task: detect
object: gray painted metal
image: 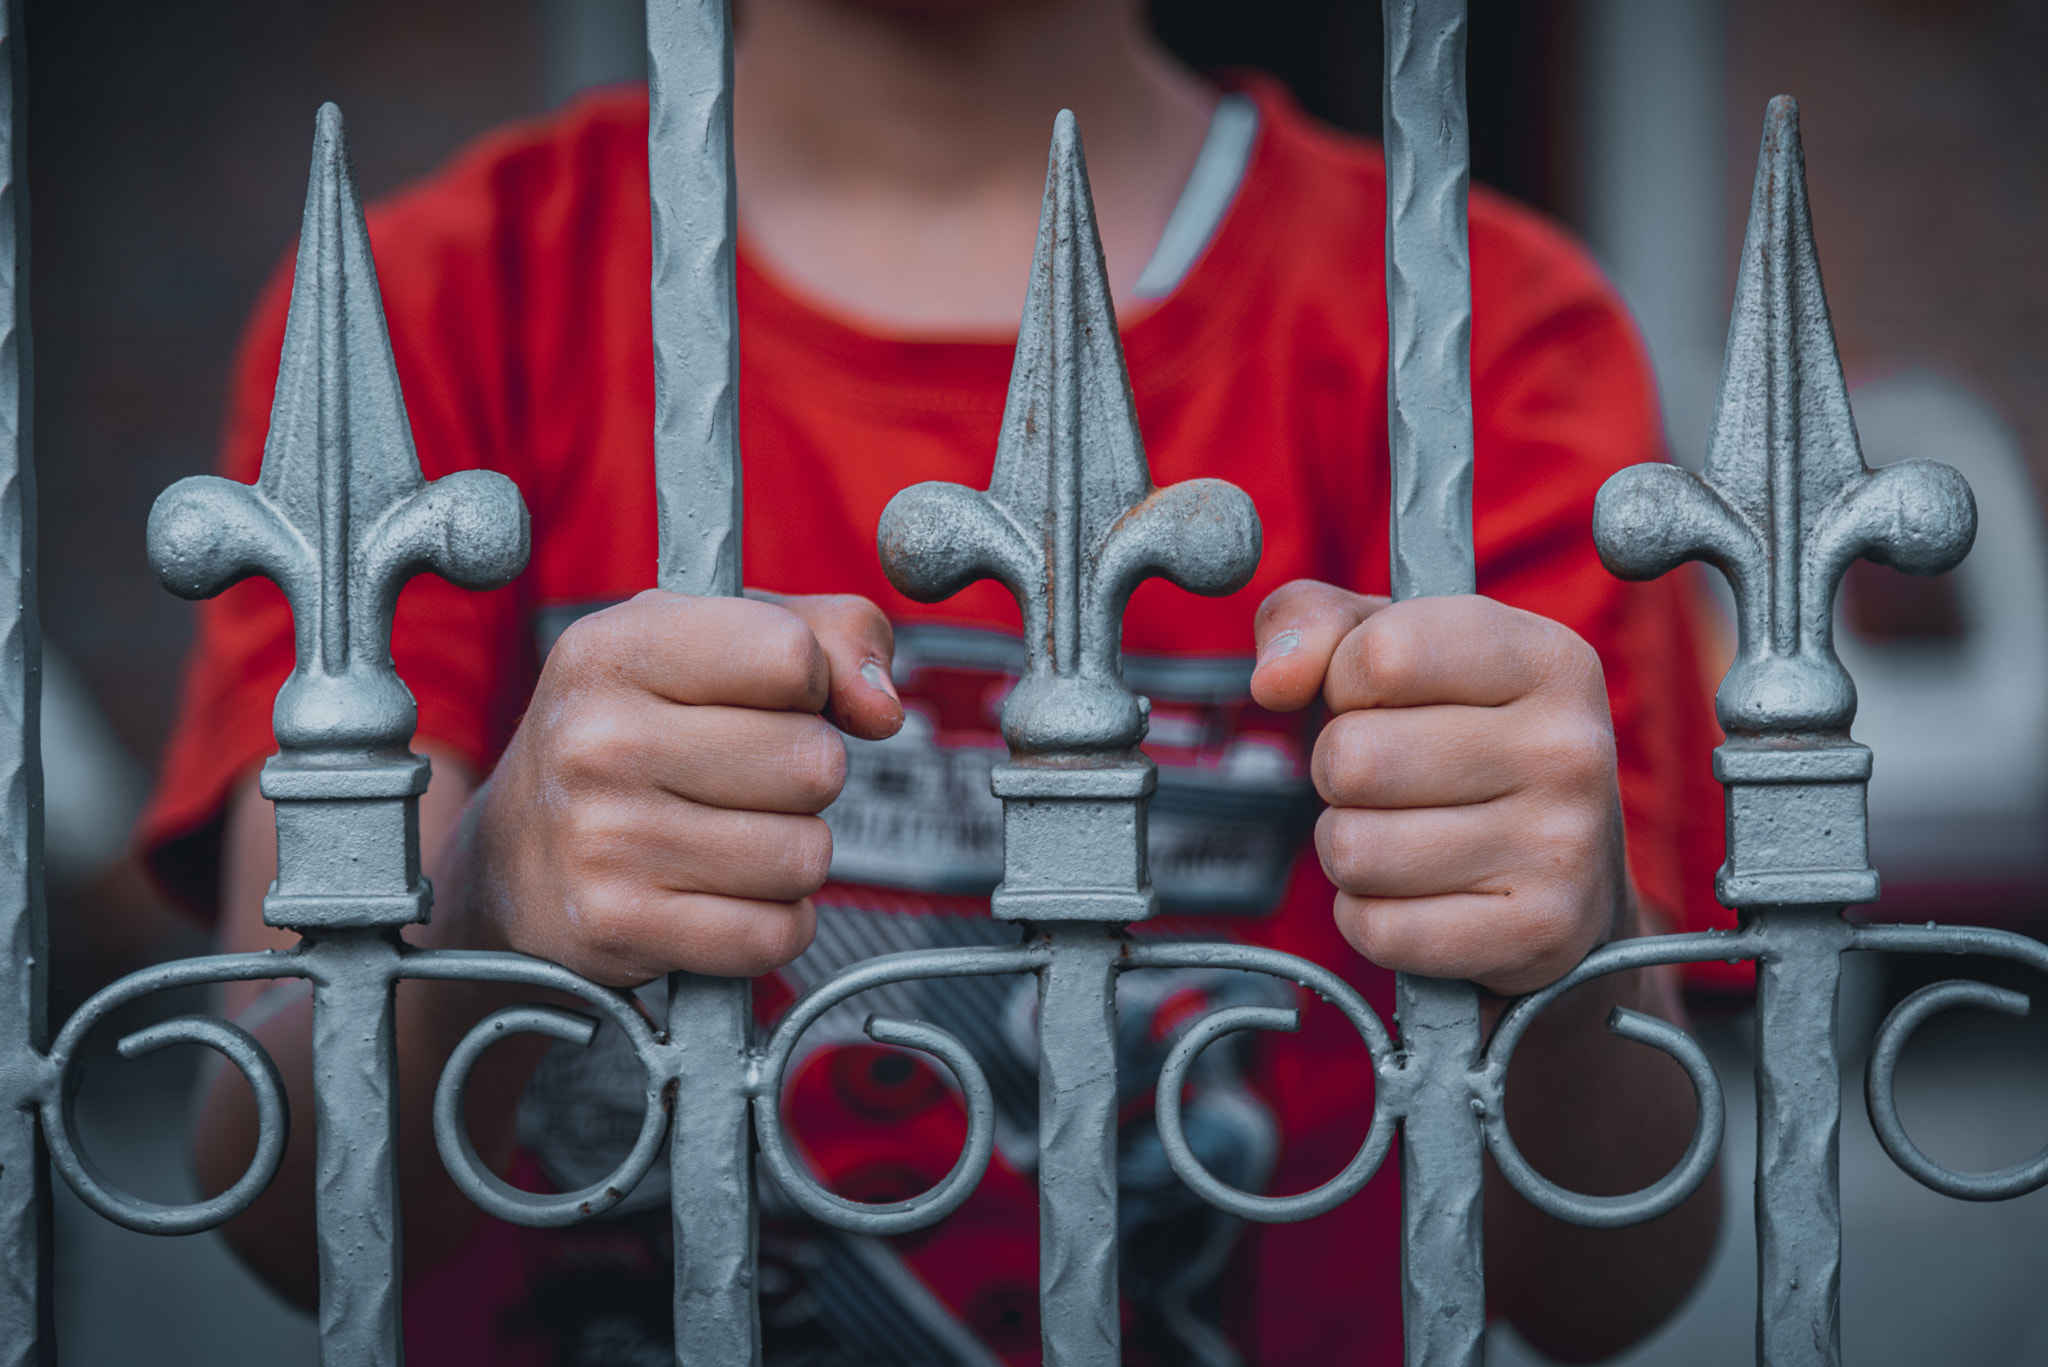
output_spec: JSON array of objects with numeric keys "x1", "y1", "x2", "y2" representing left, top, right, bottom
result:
[
  {"x1": 873, "y1": 110, "x2": 1265, "y2": 1367},
  {"x1": 1592, "y1": 96, "x2": 1981, "y2": 1367},
  {"x1": 0, "y1": 1, "x2": 43, "y2": 1359},
  {"x1": 646, "y1": 0, "x2": 757, "y2": 1359},
  {"x1": 5, "y1": 5, "x2": 2044, "y2": 1367},
  {"x1": 1379, "y1": 5, "x2": 1487, "y2": 1364},
  {"x1": 144, "y1": 102, "x2": 528, "y2": 1367}
]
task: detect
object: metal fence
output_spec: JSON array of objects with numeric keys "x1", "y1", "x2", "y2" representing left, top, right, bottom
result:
[{"x1": 0, "y1": 0, "x2": 2034, "y2": 1365}]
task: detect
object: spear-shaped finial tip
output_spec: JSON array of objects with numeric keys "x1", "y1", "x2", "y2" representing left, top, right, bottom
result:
[
  {"x1": 309, "y1": 102, "x2": 350, "y2": 185},
  {"x1": 1759, "y1": 95, "x2": 1804, "y2": 187},
  {"x1": 1052, "y1": 107, "x2": 1079, "y2": 154},
  {"x1": 1764, "y1": 94, "x2": 1799, "y2": 139}
]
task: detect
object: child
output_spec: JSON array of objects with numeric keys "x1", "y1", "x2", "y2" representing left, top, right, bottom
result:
[{"x1": 148, "y1": 0, "x2": 1727, "y2": 1362}]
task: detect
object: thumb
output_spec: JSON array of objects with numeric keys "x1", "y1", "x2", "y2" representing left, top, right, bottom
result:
[
  {"x1": 1250, "y1": 580, "x2": 1389, "y2": 712},
  {"x1": 748, "y1": 590, "x2": 904, "y2": 740}
]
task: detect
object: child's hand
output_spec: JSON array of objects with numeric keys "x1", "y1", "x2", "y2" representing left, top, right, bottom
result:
[
  {"x1": 455, "y1": 589, "x2": 903, "y2": 986},
  {"x1": 1250, "y1": 581, "x2": 1632, "y2": 996}
]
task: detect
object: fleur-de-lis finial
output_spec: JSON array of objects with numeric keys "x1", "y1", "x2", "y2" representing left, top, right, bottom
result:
[
  {"x1": 878, "y1": 112, "x2": 1261, "y2": 758},
  {"x1": 147, "y1": 104, "x2": 529, "y2": 758},
  {"x1": 1593, "y1": 97, "x2": 1974, "y2": 741}
]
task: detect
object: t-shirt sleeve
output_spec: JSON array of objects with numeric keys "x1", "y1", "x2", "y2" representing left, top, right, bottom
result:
[
  {"x1": 137, "y1": 183, "x2": 540, "y2": 918},
  {"x1": 1452, "y1": 201, "x2": 1739, "y2": 988}
]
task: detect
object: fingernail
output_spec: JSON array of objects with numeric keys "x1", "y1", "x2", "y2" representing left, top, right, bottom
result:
[
  {"x1": 860, "y1": 659, "x2": 900, "y2": 703},
  {"x1": 1257, "y1": 631, "x2": 1302, "y2": 667}
]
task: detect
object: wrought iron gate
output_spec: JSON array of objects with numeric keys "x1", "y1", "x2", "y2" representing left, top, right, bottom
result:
[{"x1": 0, "y1": 0, "x2": 2034, "y2": 1364}]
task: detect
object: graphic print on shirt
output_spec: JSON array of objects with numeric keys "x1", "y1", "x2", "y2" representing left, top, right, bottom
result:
[{"x1": 826, "y1": 623, "x2": 1320, "y2": 916}]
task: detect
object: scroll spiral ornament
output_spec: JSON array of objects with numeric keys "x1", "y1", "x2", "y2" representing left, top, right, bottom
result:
[
  {"x1": 746, "y1": 942, "x2": 1045, "y2": 1234},
  {"x1": 43, "y1": 955, "x2": 299, "y2": 1235},
  {"x1": 415, "y1": 953, "x2": 675, "y2": 1227},
  {"x1": 1130, "y1": 941, "x2": 1399, "y2": 1223},
  {"x1": 1477, "y1": 934, "x2": 1748, "y2": 1227},
  {"x1": 1853, "y1": 923, "x2": 2048, "y2": 1201}
]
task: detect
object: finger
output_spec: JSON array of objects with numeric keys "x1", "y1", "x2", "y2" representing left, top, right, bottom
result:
[
  {"x1": 565, "y1": 801, "x2": 836, "y2": 905},
  {"x1": 1332, "y1": 891, "x2": 1593, "y2": 996},
  {"x1": 527, "y1": 892, "x2": 819, "y2": 985},
  {"x1": 1310, "y1": 706, "x2": 1519, "y2": 809},
  {"x1": 555, "y1": 702, "x2": 847, "y2": 815},
  {"x1": 1314, "y1": 803, "x2": 1548, "y2": 900},
  {"x1": 551, "y1": 591, "x2": 831, "y2": 713},
  {"x1": 1248, "y1": 580, "x2": 1389, "y2": 712},
  {"x1": 757, "y1": 591, "x2": 904, "y2": 741},
  {"x1": 1323, "y1": 595, "x2": 1594, "y2": 713}
]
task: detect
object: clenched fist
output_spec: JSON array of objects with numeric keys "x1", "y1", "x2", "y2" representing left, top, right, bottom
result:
[
  {"x1": 1249, "y1": 582, "x2": 1633, "y2": 996},
  {"x1": 454, "y1": 590, "x2": 904, "y2": 986}
]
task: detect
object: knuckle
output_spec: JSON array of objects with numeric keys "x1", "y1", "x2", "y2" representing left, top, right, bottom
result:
[
  {"x1": 1524, "y1": 802, "x2": 1605, "y2": 867},
  {"x1": 550, "y1": 707, "x2": 639, "y2": 781},
  {"x1": 782, "y1": 720, "x2": 848, "y2": 808},
  {"x1": 1357, "y1": 612, "x2": 1417, "y2": 695},
  {"x1": 755, "y1": 902, "x2": 818, "y2": 972},
  {"x1": 563, "y1": 891, "x2": 660, "y2": 983},
  {"x1": 1527, "y1": 711, "x2": 1615, "y2": 792},
  {"x1": 757, "y1": 611, "x2": 830, "y2": 703},
  {"x1": 1535, "y1": 619, "x2": 1603, "y2": 692},
  {"x1": 1336, "y1": 896, "x2": 1392, "y2": 965},
  {"x1": 782, "y1": 816, "x2": 834, "y2": 890},
  {"x1": 553, "y1": 801, "x2": 634, "y2": 872},
  {"x1": 545, "y1": 614, "x2": 613, "y2": 687},
  {"x1": 1315, "y1": 808, "x2": 1376, "y2": 889},
  {"x1": 1311, "y1": 715, "x2": 1379, "y2": 803}
]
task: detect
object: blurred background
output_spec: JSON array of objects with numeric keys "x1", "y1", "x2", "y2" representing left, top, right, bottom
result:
[{"x1": 24, "y1": 0, "x2": 2048, "y2": 1362}]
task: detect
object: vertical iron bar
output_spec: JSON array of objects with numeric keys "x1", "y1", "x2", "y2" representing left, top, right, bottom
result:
[
  {"x1": 1382, "y1": 2, "x2": 1485, "y2": 1365},
  {"x1": 1752, "y1": 910, "x2": 1847, "y2": 1367},
  {"x1": 0, "y1": 0, "x2": 43, "y2": 1359},
  {"x1": 310, "y1": 935, "x2": 407, "y2": 1367},
  {"x1": 1383, "y1": 0, "x2": 1475, "y2": 604},
  {"x1": 647, "y1": 0, "x2": 741, "y2": 600},
  {"x1": 667, "y1": 964, "x2": 758, "y2": 1362},
  {"x1": 646, "y1": 2, "x2": 757, "y2": 1363},
  {"x1": 1034, "y1": 924, "x2": 1123, "y2": 1367}
]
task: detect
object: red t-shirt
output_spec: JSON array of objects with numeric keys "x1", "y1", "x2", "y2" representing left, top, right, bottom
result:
[{"x1": 142, "y1": 79, "x2": 1730, "y2": 1367}]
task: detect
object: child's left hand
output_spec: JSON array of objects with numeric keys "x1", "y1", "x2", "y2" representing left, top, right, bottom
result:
[{"x1": 1249, "y1": 581, "x2": 1634, "y2": 995}]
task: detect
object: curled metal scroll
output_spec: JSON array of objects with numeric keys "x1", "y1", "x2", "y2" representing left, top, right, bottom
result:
[
  {"x1": 406, "y1": 950, "x2": 674, "y2": 1225},
  {"x1": 1127, "y1": 940, "x2": 1398, "y2": 1223},
  {"x1": 1853, "y1": 923, "x2": 2048, "y2": 1201},
  {"x1": 750, "y1": 941, "x2": 1044, "y2": 1235},
  {"x1": 41, "y1": 952, "x2": 302, "y2": 1235},
  {"x1": 1481, "y1": 931, "x2": 1751, "y2": 1228},
  {"x1": 433, "y1": 1005, "x2": 666, "y2": 1227},
  {"x1": 1864, "y1": 981, "x2": 2048, "y2": 1201}
]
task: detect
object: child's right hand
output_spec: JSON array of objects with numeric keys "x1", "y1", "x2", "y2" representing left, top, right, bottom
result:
[{"x1": 447, "y1": 589, "x2": 903, "y2": 986}]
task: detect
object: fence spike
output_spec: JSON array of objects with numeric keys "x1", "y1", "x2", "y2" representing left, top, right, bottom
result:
[
  {"x1": 879, "y1": 112, "x2": 1259, "y2": 758},
  {"x1": 1591, "y1": 95, "x2": 1980, "y2": 1367},
  {"x1": 150, "y1": 104, "x2": 528, "y2": 757},
  {"x1": 1596, "y1": 96, "x2": 1975, "y2": 744}
]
